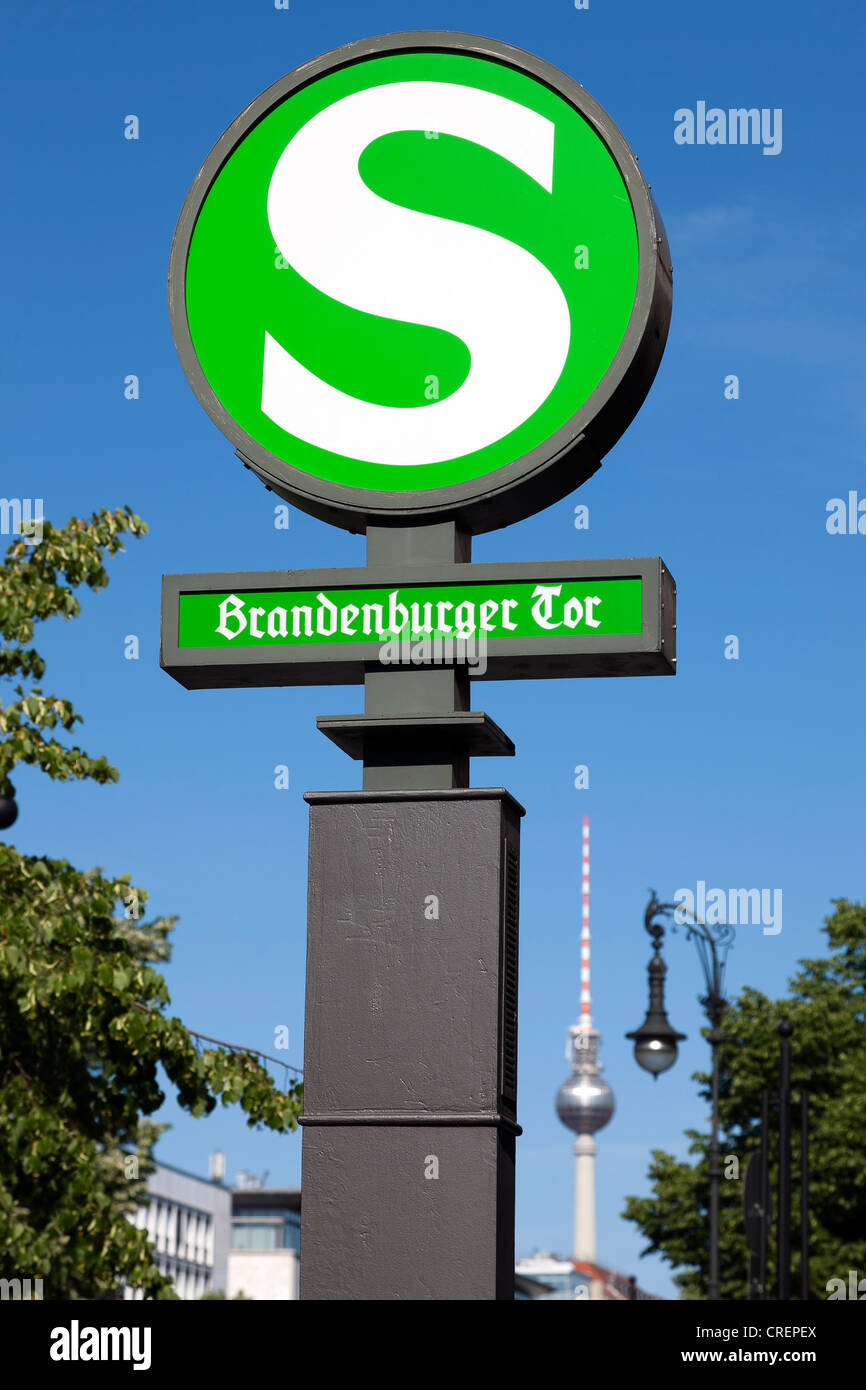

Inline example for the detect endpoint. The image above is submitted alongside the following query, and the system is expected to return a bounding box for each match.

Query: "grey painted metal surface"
[354,523,488,788]
[299,789,522,1299]
[300,1127,514,1300]
[317,710,514,777]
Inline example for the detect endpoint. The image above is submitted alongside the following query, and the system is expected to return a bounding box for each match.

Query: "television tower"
[555,815,615,1263]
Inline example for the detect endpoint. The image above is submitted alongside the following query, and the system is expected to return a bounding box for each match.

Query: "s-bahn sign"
[168,31,672,533]
[161,558,675,688]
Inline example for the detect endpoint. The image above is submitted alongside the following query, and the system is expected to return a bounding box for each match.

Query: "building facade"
[127,1162,302,1300]
[227,1183,301,1300]
[126,1160,231,1300]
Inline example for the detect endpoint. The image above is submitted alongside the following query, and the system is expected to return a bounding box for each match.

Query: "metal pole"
[777,1020,792,1300]
[800,1088,809,1301]
[759,1087,769,1300]
[299,521,522,1300]
[708,1004,723,1301]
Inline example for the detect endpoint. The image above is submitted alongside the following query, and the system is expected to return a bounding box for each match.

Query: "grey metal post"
[778,1020,793,1300]
[362,523,471,791]
[745,1087,770,1299]
[299,521,522,1300]
[800,1089,809,1300]
[708,1003,723,1301]
[759,1086,770,1299]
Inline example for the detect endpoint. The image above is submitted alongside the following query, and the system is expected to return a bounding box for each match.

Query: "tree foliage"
[0,511,302,1298]
[0,509,148,796]
[623,900,866,1299]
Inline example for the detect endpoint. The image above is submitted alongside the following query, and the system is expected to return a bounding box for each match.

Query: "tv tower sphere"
[556,1034,616,1135]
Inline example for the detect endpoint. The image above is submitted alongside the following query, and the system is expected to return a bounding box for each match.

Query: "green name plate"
[161,559,675,688]
[179,578,641,647]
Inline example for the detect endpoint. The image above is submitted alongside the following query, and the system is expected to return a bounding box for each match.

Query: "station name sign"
[161,558,675,688]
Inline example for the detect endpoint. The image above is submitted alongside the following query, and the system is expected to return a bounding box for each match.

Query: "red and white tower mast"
[555,816,615,1272]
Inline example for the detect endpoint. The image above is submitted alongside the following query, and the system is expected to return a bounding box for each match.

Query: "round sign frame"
[168,31,672,536]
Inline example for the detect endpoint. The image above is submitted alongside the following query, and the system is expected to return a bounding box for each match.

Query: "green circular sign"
[169,32,672,534]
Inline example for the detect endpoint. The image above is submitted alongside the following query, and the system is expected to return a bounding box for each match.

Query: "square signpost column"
[300,787,522,1300]
[299,523,521,1301]
[162,28,674,1302]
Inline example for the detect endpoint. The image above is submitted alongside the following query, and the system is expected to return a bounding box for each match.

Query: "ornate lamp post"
[627,892,734,1301]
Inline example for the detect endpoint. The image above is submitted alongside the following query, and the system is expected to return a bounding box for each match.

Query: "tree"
[0,511,303,1299]
[0,508,145,803]
[623,900,866,1299]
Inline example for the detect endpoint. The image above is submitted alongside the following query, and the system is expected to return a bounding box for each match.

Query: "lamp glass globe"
[634,1036,677,1075]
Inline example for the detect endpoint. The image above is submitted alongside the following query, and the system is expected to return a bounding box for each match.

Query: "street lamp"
[626,894,686,1076]
[627,891,735,1301]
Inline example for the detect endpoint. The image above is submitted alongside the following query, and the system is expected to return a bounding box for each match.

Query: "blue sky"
[3,0,864,1297]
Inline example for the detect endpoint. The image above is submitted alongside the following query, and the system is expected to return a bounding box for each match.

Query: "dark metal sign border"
[161,556,675,688]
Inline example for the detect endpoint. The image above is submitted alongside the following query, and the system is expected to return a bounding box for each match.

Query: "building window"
[232,1211,300,1251]
[232,1223,279,1250]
